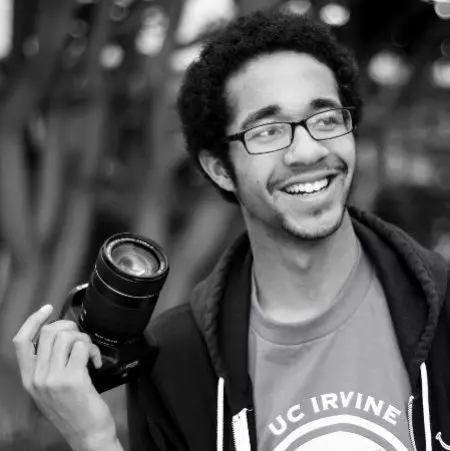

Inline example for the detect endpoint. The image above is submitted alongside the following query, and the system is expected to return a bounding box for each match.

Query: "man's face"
[222,51,356,241]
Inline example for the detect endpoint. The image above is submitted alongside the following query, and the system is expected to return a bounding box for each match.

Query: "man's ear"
[198,150,236,193]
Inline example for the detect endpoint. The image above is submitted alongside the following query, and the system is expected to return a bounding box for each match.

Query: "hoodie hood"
[189,231,253,412]
[188,207,448,402]
[350,208,447,385]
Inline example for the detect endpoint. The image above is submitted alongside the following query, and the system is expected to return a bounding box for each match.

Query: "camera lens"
[110,242,159,277]
[100,235,168,298]
[78,233,169,347]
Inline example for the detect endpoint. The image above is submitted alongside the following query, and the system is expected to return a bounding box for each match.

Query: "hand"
[13,305,123,451]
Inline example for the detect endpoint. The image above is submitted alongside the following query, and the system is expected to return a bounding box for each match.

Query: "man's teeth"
[284,178,329,195]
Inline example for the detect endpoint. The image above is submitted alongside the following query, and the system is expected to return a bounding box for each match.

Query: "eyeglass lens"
[245,108,352,154]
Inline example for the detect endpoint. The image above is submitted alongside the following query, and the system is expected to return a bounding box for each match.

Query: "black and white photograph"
[1,0,450,450]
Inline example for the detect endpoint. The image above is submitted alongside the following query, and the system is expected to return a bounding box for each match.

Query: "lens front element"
[111,242,159,277]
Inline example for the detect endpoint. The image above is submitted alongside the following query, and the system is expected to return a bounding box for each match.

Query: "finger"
[71,341,102,370]
[34,321,79,382]
[66,341,92,372]
[13,305,54,385]
[50,331,102,371]
[35,319,79,353]
[90,344,103,369]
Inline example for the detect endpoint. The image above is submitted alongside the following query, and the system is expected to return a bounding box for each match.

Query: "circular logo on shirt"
[273,415,409,451]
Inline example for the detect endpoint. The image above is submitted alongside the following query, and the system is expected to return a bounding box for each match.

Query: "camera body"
[60,233,169,393]
[61,284,159,393]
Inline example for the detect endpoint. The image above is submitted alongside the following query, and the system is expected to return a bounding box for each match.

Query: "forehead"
[225,51,340,125]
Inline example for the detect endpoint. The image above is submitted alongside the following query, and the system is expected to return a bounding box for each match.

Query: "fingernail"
[92,346,103,369]
[95,354,103,369]
[39,304,53,313]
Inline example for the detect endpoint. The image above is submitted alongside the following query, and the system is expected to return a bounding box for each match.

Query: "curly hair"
[177,9,363,204]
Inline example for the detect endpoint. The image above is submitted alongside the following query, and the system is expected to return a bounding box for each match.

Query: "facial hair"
[277,162,355,241]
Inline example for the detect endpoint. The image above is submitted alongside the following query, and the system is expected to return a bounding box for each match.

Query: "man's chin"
[281,209,346,241]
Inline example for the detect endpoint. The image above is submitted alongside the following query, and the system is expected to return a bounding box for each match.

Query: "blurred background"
[0,0,449,449]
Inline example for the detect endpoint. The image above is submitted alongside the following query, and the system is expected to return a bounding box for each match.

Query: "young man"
[14,9,450,451]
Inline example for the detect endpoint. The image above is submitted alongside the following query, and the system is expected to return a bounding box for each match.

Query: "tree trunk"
[133,0,185,247]
[0,1,111,446]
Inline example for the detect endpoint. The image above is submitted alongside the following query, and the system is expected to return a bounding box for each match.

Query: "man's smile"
[276,173,344,205]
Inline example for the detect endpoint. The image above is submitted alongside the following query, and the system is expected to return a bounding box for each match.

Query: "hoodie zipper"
[407,395,418,451]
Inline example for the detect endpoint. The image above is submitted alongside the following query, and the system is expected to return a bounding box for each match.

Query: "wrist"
[69,428,124,451]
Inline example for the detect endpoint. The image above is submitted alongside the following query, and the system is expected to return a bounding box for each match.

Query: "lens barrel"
[78,233,169,347]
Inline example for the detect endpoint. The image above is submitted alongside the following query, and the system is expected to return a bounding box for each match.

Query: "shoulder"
[147,303,198,341]
[146,303,208,361]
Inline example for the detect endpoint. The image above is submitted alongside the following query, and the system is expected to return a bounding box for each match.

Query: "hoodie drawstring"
[217,377,225,451]
[420,362,432,451]
[217,377,252,451]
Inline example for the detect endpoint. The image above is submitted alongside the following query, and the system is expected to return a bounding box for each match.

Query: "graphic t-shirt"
[248,243,413,450]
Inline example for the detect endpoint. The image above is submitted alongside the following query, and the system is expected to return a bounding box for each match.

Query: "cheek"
[332,138,356,171]
[345,137,356,163]
[236,171,264,196]
[232,155,270,191]
[234,168,273,208]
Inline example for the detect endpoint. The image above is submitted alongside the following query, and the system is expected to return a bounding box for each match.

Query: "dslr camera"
[61,233,169,393]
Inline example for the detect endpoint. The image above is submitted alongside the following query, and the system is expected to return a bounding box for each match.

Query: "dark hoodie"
[126,208,450,451]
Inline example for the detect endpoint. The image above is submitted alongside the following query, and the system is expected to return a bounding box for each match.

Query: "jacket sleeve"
[126,378,187,451]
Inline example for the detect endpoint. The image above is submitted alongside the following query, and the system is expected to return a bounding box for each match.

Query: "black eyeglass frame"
[225,107,357,155]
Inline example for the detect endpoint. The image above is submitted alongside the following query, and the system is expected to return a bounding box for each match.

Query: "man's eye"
[260,126,282,137]
[313,113,342,128]
[248,124,285,140]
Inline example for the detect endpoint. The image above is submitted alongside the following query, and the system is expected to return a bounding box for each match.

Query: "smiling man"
[218,53,355,242]
[14,9,450,451]
[199,50,360,328]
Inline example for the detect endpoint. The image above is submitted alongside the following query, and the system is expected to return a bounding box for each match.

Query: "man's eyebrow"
[240,105,281,131]
[238,98,341,132]
[310,97,342,111]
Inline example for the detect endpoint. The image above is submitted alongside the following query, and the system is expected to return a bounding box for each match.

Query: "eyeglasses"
[225,107,355,155]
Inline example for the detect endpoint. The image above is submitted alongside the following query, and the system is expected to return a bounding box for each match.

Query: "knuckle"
[40,323,53,335]
[66,332,89,347]
[83,343,94,354]
[73,340,89,352]
[56,330,71,341]
[45,376,65,391]
[79,333,92,343]
[34,374,67,392]
[58,330,90,344]
[32,376,46,392]
[60,320,79,331]
[42,320,78,334]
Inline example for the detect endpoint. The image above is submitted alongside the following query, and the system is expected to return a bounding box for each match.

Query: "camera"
[61,233,169,393]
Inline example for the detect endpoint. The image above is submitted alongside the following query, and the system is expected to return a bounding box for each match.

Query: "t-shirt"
[248,242,413,450]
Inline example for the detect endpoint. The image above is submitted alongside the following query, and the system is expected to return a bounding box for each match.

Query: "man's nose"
[282,125,329,166]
